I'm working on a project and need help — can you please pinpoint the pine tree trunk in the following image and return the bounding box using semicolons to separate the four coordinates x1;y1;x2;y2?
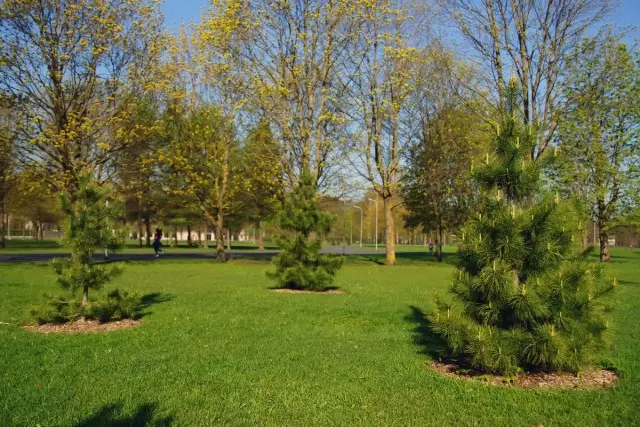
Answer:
82;285;89;306
187;224;192;247
258;220;265;250
384;197;396;265
599;223;610;262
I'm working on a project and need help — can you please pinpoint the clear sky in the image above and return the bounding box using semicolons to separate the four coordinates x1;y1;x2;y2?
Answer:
162;0;640;36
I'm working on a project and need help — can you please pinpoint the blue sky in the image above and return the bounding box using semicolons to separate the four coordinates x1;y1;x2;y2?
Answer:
162;0;640;35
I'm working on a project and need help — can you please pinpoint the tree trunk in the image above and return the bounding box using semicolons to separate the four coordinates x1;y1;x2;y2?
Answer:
145;218;151;247
258;220;265;250
202;224;208;248
599;223;610;262
187;224;192;247
583;226;589;249
137;208;143;247
174;228;178;247
226;229;231;251
0;209;5;249
82;285;89;306
383;197;396;265
38;221;44;240
216;224;226;262
435;219;443;262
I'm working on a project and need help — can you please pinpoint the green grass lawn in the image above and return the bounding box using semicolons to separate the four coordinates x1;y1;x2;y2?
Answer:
1;250;639;426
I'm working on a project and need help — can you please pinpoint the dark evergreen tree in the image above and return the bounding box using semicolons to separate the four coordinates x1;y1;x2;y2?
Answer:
268;169;343;291
429;85;615;374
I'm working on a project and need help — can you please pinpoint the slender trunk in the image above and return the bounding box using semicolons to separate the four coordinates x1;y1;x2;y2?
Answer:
202;224;208;248
384;197;395;265
0;209;5;248
38;221;44;240
583;226;589;249
145;218;151;247
174;228;178;247
82;285;89;306
422;233;427;247
435;219;443;262
258;220;265;250
599;222;610;262
137;206;143;247
187;224;192;247
226;229;231;251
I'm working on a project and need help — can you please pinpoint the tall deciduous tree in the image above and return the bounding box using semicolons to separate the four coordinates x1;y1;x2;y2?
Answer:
402;46;490;261
554;33;640;262
348;0;419;265
443;0;612;157
0;93;18;248
242;120;284;250
0;0;164;194
163;103;243;262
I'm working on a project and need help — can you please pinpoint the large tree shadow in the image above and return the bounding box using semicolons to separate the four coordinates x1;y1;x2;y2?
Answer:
405;305;448;360
75;402;174;427
135;292;174;319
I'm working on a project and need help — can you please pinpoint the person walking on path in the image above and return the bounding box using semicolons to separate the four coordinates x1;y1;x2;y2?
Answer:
153;228;165;257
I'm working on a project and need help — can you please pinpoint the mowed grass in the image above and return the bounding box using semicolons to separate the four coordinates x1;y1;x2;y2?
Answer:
0;250;639;426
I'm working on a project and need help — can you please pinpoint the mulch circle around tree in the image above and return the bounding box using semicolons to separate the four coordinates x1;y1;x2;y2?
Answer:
429;361;618;389
23;318;141;334
270;288;346;294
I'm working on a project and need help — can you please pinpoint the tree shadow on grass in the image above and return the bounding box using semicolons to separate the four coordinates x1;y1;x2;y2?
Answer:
135;292;173;319
405;305;448;360
75;402;174;427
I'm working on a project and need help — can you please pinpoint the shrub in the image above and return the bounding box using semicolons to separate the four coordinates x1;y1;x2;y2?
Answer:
29;289;142;324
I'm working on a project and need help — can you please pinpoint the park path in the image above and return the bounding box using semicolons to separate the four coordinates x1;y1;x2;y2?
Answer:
0;245;386;263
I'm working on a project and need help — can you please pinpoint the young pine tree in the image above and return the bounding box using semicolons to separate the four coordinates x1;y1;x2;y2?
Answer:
268;170;343;291
53;175;123;306
429;88;615;374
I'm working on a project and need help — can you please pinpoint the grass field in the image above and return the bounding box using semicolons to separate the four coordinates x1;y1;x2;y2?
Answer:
1;250;638;426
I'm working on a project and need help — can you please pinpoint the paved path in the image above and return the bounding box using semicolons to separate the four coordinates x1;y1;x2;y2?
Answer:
0;246;387;263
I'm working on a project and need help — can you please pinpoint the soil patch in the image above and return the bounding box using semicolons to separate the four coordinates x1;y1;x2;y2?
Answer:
23;318;141;334
271;288;346;294
430;361;617;389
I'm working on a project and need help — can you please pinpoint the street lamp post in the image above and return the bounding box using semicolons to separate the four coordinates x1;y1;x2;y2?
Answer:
353;206;363;248
368;198;378;250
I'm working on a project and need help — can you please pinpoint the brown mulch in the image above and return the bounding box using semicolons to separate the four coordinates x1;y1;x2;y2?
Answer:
430;361;618;389
23;318;141;334
271;288;346;294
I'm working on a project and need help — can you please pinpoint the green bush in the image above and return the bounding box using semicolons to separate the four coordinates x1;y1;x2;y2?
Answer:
87;289;142;322
29;289;142;324
29;295;83;325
